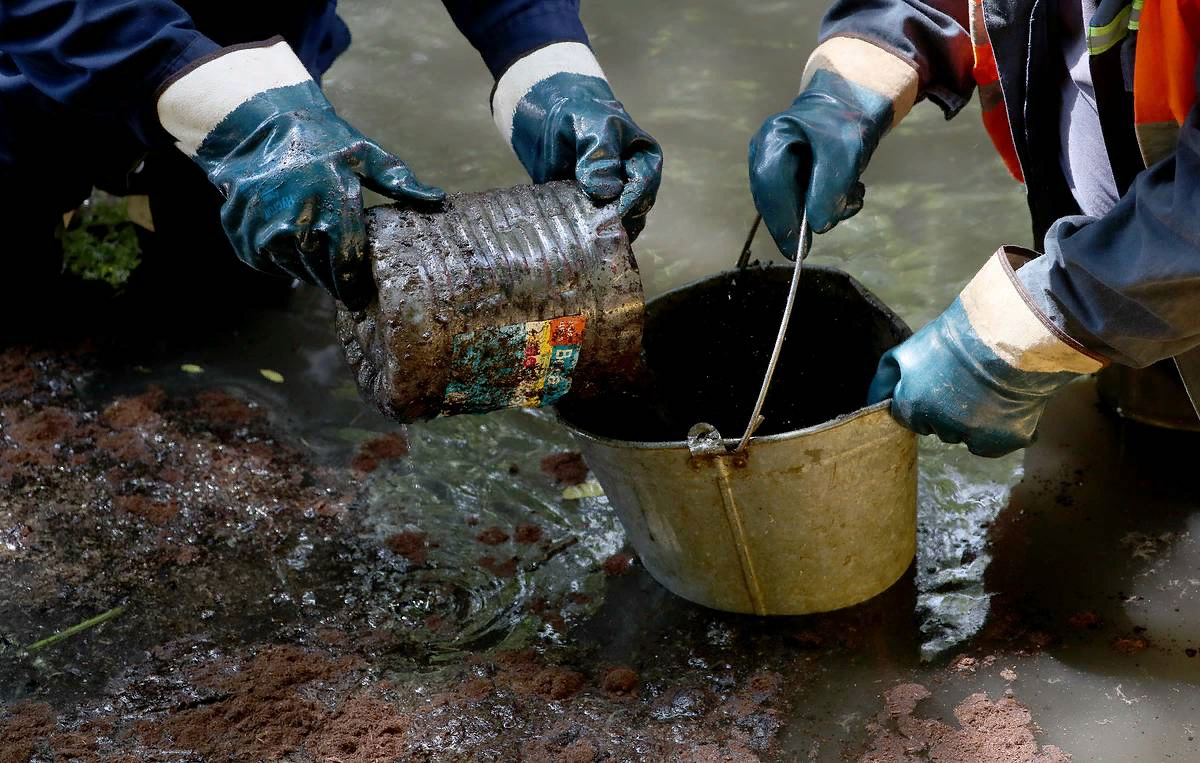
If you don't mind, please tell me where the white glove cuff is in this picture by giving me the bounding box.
[801,37,920,127]
[491,41,607,145]
[961,247,1107,374]
[157,39,314,156]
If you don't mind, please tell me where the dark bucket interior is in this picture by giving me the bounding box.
[557,264,912,442]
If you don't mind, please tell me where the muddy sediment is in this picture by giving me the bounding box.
[858,683,1071,763]
[0,343,797,761]
[1,338,1098,762]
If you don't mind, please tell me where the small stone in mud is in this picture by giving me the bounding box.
[952,655,978,674]
[514,523,543,544]
[351,432,409,473]
[602,666,639,695]
[479,554,518,577]
[1066,611,1103,630]
[602,552,635,577]
[539,451,588,486]
[385,531,428,566]
[1000,668,1018,681]
[1113,635,1149,655]
[476,526,510,545]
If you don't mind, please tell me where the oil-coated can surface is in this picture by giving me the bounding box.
[338,181,644,423]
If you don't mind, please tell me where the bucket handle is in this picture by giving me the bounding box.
[733,213,810,453]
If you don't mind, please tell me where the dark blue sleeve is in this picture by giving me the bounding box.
[0,0,220,143]
[819,0,975,117]
[1023,63,1200,368]
[441,0,589,79]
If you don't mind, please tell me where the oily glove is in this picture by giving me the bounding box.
[157,40,445,311]
[748,37,919,258]
[492,42,662,242]
[866,247,1107,457]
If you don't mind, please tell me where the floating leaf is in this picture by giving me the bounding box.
[562,480,605,500]
[259,369,285,383]
[180,364,204,374]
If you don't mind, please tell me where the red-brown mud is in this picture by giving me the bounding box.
[476,525,510,545]
[858,683,1071,763]
[603,551,636,577]
[515,522,544,544]
[540,451,588,485]
[385,530,429,565]
[350,431,409,473]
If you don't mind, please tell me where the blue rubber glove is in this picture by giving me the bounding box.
[867,248,1107,457]
[748,38,919,258]
[156,40,445,311]
[492,43,662,242]
[749,69,892,258]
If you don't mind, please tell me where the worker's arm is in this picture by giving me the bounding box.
[442,0,663,241]
[748,0,974,256]
[818,0,976,117]
[0,0,220,144]
[1014,62,1200,368]
[867,50,1200,457]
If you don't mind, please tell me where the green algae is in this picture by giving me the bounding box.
[60,195,143,289]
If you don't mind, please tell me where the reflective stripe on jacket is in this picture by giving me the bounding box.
[971,0,1200,179]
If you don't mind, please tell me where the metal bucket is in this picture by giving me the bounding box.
[557,264,918,615]
[337,181,644,423]
[1096,360,1200,432]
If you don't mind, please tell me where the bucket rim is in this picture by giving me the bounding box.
[556,398,895,451]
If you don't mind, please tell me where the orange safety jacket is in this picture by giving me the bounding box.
[970,0,1200,182]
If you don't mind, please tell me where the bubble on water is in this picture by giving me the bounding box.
[687,422,725,456]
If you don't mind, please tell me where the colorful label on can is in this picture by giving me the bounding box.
[443,315,587,415]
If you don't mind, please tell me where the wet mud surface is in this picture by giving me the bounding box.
[3,329,1199,762]
[0,337,1045,761]
[0,341,795,761]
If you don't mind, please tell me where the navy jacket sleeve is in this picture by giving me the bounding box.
[0,0,220,144]
[1019,58,1200,368]
[819,0,976,117]
[441,0,589,79]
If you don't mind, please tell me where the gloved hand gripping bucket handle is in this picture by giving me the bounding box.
[732,213,810,453]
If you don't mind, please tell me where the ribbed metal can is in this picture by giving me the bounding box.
[337,181,644,423]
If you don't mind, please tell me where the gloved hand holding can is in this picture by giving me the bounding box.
[157,38,446,311]
[491,42,663,242]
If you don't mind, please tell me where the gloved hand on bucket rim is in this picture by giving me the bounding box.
[491,42,662,242]
[156,38,445,312]
[866,247,1109,457]
[749,37,919,258]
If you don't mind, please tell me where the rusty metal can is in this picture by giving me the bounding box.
[337,181,644,423]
